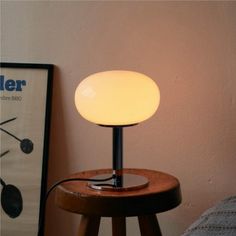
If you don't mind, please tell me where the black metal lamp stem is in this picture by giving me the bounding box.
[113,127,123,187]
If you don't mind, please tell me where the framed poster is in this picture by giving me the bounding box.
[0,63,53,236]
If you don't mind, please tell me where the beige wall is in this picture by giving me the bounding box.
[1,1,236,235]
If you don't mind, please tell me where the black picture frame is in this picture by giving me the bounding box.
[0,62,53,236]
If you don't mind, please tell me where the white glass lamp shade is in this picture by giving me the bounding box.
[74,70,160,126]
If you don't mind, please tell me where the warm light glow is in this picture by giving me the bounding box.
[75,70,160,126]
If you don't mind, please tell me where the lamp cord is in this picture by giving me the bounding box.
[38,175,114,235]
[45,175,114,201]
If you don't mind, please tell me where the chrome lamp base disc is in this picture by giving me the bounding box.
[88,173,149,191]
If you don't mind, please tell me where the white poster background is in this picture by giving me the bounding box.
[0,67,48,236]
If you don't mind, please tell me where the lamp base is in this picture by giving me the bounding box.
[88,173,149,191]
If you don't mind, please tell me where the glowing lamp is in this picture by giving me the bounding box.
[75,71,160,126]
[75,70,160,190]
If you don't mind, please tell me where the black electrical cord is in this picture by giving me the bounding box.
[38,175,115,235]
[45,175,114,201]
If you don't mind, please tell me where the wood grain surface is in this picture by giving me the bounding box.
[55,169,181,217]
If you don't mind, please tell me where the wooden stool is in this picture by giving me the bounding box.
[55,169,181,236]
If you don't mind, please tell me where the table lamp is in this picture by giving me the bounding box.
[75,70,160,191]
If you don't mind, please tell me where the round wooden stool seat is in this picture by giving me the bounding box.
[55,168,181,236]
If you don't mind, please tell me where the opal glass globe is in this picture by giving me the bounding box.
[75,70,160,126]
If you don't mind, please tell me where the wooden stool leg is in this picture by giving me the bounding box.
[138,214,162,236]
[112,217,126,236]
[78,215,101,236]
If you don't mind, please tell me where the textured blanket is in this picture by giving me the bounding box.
[182,196,236,236]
